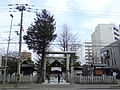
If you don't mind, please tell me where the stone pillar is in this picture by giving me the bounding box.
[71,58,74,83]
[66,53,69,81]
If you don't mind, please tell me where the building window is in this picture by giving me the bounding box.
[102,50,110,58]
[114,58,117,66]
[110,49,112,56]
[114,32,119,36]
[114,37,119,40]
[107,59,110,66]
[113,27,119,32]
[112,58,114,66]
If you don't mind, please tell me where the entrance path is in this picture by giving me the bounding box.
[43,77,70,84]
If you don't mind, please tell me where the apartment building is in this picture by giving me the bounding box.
[91,24,120,63]
[84,42,93,64]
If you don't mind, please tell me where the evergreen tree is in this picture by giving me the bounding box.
[7,61,17,76]
[23,9,57,83]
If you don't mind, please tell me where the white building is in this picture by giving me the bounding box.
[84,42,93,64]
[91,24,120,63]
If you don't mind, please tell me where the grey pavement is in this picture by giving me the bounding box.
[0,83,120,90]
[43,78,70,84]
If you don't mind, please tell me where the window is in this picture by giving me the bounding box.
[113,27,119,31]
[112,58,114,66]
[114,58,117,66]
[114,32,119,36]
[102,50,110,58]
[107,59,110,66]
[114,37,119,40]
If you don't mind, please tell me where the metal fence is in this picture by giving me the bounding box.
[75,75,117,84]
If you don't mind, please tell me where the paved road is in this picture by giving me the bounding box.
[0,83,120,90]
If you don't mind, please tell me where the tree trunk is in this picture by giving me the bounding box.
[37,50,45,84]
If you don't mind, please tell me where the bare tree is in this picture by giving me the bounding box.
[0,47,19,57]
[57,24,80,51]
[57,24,81,80]
[0,48,6,55]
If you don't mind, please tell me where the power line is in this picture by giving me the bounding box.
[1,3,120,15]
[18,5,120,15]
[3,11,120,19]
[1,5,120,19]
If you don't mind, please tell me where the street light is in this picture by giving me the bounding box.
[3,14,13,84]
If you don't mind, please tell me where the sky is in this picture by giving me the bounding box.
[1,0,120,64]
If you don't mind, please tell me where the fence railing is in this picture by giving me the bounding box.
[75,75,117,84]
[0,74,117,84]
[0,74,37,83]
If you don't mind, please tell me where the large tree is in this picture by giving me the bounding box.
[23,9,57,83]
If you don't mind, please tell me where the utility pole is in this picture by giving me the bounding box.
[16,5,24,83]
[8,4,38,83]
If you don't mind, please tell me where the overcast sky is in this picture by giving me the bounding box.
[0,0,120,63]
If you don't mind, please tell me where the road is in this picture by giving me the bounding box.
[0,84,120,90]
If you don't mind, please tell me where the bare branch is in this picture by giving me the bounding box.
[57,24,80,51]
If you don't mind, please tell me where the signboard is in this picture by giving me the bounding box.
[51,67,61,71]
